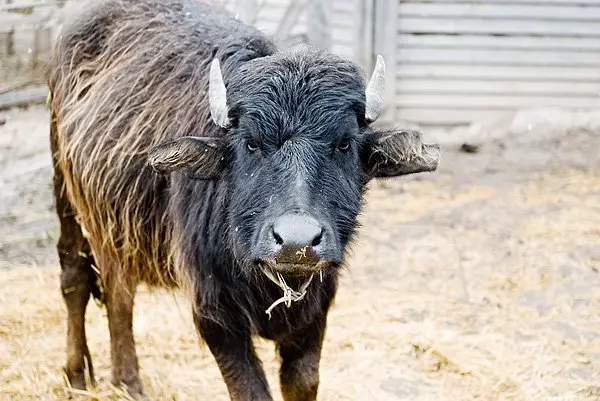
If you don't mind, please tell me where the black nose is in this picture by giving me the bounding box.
[254,212,340,272]
[271,214,323,248]
[265,213,328,266]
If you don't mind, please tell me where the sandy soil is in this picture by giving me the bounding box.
[0,105,599,400]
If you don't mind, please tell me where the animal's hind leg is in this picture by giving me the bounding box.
[54,178,99,390]
[51,109,99,390]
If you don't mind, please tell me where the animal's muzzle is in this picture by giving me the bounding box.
[254,212,339,275]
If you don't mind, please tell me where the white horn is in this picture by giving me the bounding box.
[209,58,231,128]
[365,55,386,123]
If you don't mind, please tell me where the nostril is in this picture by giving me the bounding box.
[271,226,284,245]
[312,229,324,247]
[270,215,325,249]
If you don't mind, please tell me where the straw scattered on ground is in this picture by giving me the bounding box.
[1,106,599,400]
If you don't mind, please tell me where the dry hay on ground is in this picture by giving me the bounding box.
[1,167,599,401]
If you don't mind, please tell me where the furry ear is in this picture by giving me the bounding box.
[147,136,225,179]
[362,129,440,178]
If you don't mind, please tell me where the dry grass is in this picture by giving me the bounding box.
[1,168,599,401]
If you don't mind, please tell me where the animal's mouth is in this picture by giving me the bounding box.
[258,258,333,277]
[257,260,331,318]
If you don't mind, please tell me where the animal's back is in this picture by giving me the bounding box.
[48,0,276,284]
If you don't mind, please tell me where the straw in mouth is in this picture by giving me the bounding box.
[260,263,323,319]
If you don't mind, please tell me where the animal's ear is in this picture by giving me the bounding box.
[362,129,440,178]
[147,136,225,179]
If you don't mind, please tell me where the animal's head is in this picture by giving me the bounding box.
[149,50,440,279]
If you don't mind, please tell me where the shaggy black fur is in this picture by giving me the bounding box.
[49,0,439,399]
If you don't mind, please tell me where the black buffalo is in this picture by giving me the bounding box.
[47,0,440,400]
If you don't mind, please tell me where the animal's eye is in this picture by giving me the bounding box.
[337,139,351,152]
[246,139,259,152]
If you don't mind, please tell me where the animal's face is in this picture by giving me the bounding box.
[226,112,364,277]
[148,50,440,279]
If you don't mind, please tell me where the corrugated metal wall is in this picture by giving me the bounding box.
[394,0,600,125]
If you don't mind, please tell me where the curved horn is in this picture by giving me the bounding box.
[365,55,386,124]
[209,58,231,128]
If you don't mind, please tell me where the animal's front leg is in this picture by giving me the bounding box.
[103,273,145,400]
[196,314,272,401]
[278,315,327,401]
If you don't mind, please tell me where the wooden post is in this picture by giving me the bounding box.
[237,0,258,24]
[7,26,15,56]
[307,0,331,51]
[373,0,397,123]
[356,0,375,72]
[275,0,306,40]
[31,24,40,74]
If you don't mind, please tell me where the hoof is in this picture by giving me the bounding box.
[64,350,95,391]
[114,378,148,401]
[127,389,150,401]
[64,367,87,391]
[128,391,150,401]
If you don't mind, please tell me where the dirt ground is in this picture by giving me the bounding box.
[0,105,599,400]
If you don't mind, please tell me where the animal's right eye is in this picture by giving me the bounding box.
[246,140,259,152]
[337,139,351,152]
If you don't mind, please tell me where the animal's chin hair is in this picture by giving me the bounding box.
[245,262,269,285]
[232,256,268,287]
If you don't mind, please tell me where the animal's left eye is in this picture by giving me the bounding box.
[337,139,351,152]
[246,139,259,152]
